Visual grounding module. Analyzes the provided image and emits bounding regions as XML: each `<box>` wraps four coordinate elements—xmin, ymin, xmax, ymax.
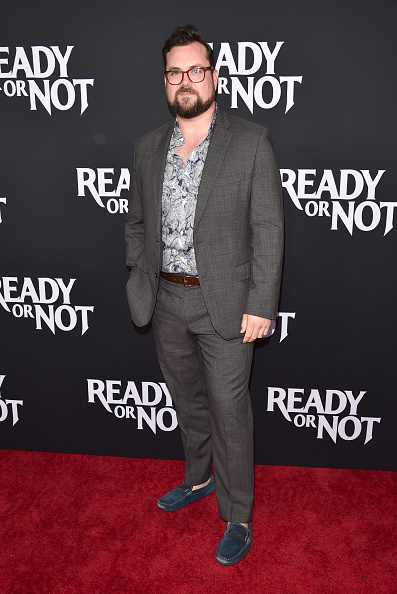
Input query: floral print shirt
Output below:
<box><xmin>161</xmin><ymin>107</ymin><xmax>217</xmax><ymax>275</ymax></box>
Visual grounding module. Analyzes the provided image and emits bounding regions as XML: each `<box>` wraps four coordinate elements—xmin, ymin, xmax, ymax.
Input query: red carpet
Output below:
<box><xmin>0</xmin><ymin>450</ymin><xmax>396</xmax><ymax>593</ymax></box>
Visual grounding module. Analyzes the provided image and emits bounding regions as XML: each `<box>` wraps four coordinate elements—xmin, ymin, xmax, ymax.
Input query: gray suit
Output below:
<box><xmin>125</xmin><ymin>107</ymin><xmax>284</xmax><ymax>521</ymax></box>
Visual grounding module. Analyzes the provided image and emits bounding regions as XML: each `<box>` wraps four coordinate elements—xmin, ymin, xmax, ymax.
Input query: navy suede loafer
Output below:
<box><xmin>157</xmin><ymin>476</ymin><xmax>215</xmax><ymax>511</ymax></box>
<box><xmin>215</xmin><ymin>521</ymin><xmax>252</xmax><ymax>565</ymax></box>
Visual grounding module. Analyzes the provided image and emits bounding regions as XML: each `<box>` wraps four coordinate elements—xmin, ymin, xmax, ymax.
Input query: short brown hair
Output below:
<box><xmin>162</xmin><ymin>24</ymin><xmax>215</xmax><ymax>69</ymax></box>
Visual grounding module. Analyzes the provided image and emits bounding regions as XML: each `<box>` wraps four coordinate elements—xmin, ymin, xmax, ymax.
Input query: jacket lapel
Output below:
<box><xmin>194</xmin><ymin>109</ymin><xmax>233</xmax><ymax>231</ymax></box>
<box><xmin>150</xmin><ymin>121</ymin><xmax>174</xmax><ymax>234</ymax></box>
<box><xmin>147</xmin><ymin>110</ymin><xmax>232</xmax><ymax>233</ymax></box>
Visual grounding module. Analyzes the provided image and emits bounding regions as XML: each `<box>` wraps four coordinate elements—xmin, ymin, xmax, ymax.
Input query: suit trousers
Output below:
<box><xmin>152</xmin><ymin>277</ymin><xmax>254</xmax><ymax>522</ymax></box>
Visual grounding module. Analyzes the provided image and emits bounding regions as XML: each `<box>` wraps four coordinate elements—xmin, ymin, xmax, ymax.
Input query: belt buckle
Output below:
<box><xmin>183</xmin><ymin>275</ymin><xmax>197</xmax><ymax>287</ymax></box>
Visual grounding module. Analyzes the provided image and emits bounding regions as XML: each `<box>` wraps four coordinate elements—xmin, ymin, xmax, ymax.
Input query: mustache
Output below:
<box><xmin>176</xmin><ymin>86</ymin><xmax>199</xmax><ymax>97</ymax></box>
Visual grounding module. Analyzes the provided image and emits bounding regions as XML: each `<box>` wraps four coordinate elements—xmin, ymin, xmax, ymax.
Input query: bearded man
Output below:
<box><xmin>125</xmin><ymin>24</ymin><xmax>284</xmax><ymax>565</ymax></box>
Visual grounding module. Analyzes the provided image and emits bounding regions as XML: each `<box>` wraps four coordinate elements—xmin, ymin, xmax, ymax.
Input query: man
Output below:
<box><xmin>125</xmin><ymin>24</ymin><xmax>284</xmax><ymax>565</ymax></box>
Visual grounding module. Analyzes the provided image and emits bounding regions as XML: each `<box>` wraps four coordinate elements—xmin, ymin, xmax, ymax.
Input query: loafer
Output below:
<box><xmin>157</xmin><ymin>476</ymin><xmax>215</xmax><ymax>511</ymax></box>
<box><xmin>215</xmin><ymin>522</ymin><xmax>252</xmax><ymax>565</ymax></box>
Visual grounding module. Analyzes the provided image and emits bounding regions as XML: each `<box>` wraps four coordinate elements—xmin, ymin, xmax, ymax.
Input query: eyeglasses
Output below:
<box><xmin>164</xmin><ymin>66</ymin><xmax>214</xmax><ymax>85</ymax></box>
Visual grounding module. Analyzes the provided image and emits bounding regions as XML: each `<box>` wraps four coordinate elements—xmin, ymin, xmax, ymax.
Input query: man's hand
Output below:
<box><xmin>240</xmin><ymin>314</ymin><xmax>271</xmax><ymax>343</ymax></box>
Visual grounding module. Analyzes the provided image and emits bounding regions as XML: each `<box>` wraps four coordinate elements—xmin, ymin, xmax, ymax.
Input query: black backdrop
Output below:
<box><xmin>1</xmin><ymin>0</ymin><xmax>396</xmax><ymax>470</ymax></box>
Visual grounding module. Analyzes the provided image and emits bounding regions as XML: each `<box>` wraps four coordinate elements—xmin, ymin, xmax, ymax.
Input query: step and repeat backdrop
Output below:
<box><xmin>1</xmin><ymin>0</ymin><xmax>396</xmax><ymax>470</ymax></box>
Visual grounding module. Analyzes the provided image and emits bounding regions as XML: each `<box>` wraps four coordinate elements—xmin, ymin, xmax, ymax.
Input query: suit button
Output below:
<box><xmin>154</xmin><ymin>273</ymin><xmax>158</xmax><ymax>278</ymax></box>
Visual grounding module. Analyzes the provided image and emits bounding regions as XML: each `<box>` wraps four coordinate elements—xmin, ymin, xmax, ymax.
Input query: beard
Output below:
<box><xmin>167</xmin><ymin>86</ymin><xmax>215</xmax><ymax>119</ymax></box>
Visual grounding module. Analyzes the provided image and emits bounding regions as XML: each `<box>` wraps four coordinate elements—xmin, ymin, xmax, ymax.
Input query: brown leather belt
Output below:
<box><xmin>160</xmin><ymin>271</ymin><xmax>200</xmax><ymax>286</ymax></box>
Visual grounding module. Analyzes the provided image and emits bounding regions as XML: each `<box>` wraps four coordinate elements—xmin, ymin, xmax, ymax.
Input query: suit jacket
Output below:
<box><xmin>125</xmin><ymin>108</ymin><xmax>284</xmax><ymax>341</ymax></box>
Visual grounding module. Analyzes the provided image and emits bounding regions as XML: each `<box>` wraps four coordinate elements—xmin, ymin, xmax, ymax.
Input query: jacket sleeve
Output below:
<box><xmin>125</xmin><ymin>139</ymin><xmax>145</xmax><ymax>270</ymax></box>
<box><xmin>244</xmin><ymin>128</ymin><xmax>284</xmax><ymax>320</ymax></box>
